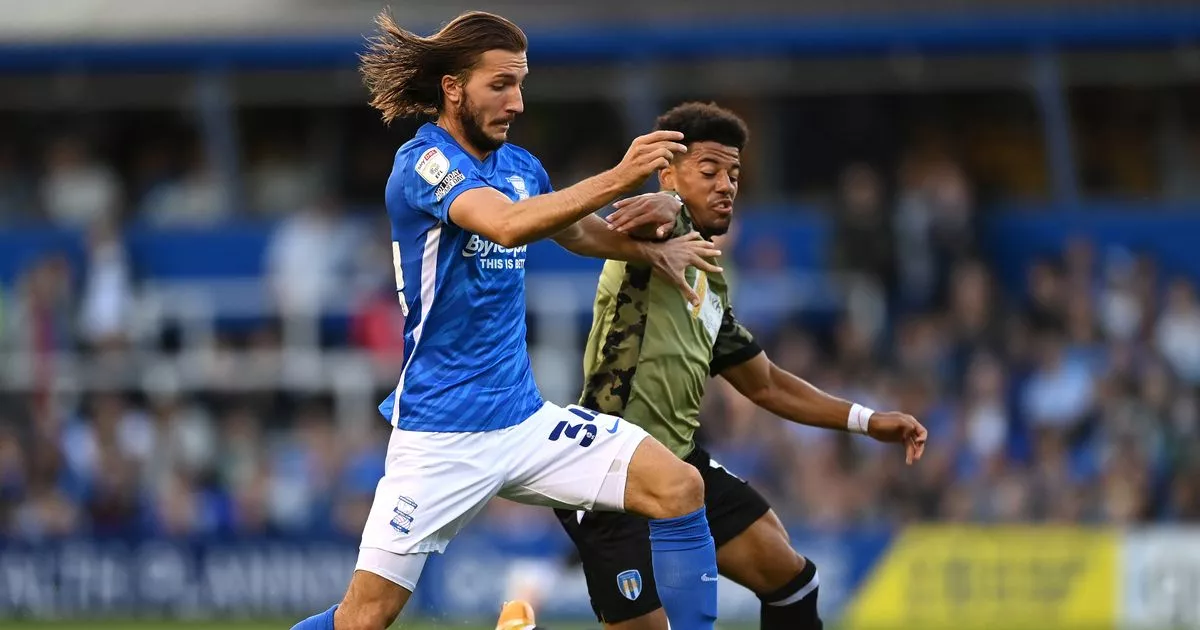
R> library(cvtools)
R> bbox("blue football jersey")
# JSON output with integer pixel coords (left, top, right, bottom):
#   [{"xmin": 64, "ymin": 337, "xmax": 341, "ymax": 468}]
[{"xmin": 379, "ymin": 123, "xmax": 550, "ymax": 432}]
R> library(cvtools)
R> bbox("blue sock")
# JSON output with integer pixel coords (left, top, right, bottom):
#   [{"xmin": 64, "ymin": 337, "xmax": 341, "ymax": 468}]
[
  {"xmin": 291, "ymin": 604, "xmax": 338, "ymax": 630},
  {"xmin": 648, "ymin": 507, "xmax": 718, "ymax": 630}
]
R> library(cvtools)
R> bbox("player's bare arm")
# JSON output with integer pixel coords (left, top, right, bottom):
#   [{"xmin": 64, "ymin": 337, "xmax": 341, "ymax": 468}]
[
  {"xmin": 719, "ymin": 351, "xmax": 928, "ymax": 464},
  {"xmin": 448, "ymin": 131, "xmax": 687, "ymax": 248},
  {"xmin": 607, "ymin": 191, "xmax": 683, "ymax": 240},
  {"xmin": 554, "ymin": 214, "xmax": 722, "ymax": 306}
]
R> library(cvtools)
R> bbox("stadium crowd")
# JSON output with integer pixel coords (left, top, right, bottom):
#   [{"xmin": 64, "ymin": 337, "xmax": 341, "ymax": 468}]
[{"xmin": 0, "ymin": 124, "xmax": 1198, "ymax": 544}]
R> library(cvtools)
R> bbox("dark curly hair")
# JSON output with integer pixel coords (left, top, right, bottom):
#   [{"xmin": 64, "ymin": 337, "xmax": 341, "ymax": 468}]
[
  {"xmin": 359, "ymin": 10, "xmax": 527, "ymax": 124},
  {"xmin": 653, "ymin": 102, "xmax": 749, "ymax": 151}
]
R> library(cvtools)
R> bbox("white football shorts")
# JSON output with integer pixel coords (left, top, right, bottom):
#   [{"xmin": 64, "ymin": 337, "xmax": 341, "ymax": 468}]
[{"xmin": 355, "ymin": 402, "xmax": 650, "ymax": 590}]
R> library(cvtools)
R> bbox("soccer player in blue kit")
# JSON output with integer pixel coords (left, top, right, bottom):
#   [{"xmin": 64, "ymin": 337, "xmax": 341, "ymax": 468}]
[{"xmin": 291, "ymin": 10, "xmax": 726, "ymax": 630}]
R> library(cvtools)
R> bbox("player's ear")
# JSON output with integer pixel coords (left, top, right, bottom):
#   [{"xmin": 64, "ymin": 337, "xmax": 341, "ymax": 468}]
[
  {"xmin": 658, "ymin": 163, "xmax": 675, "ymax": 190},
  {"xmin": 441, "ymin": 74, "xmax": 463, "ymax": 106}
]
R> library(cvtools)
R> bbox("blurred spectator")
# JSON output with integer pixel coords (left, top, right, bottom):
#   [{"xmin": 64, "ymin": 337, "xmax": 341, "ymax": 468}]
[
  {"xmin": 1025, "ymin": 258, "xmax": 1067, "ymax": 333},
  {"xmin": 894, "ymin": 156, "xmax": 980, "ymax": 311},
  {"xmin": 1099, "ymin": 248, "xmax": 1145, "ymax": 342},
  {"xmin": 266, "ymin": 195, "xmax": 363, "ymax": 319},
  {"xmin": 266, "ymin": 400, "xmax": 340, "ymax": 532},
  {"xmin": 7, "ymin": 256, "xmax": 75, "ymax": 354},
  {"xmin": 78, "ymin": 219, "xmax": 135, "ymax": 352},
  {"xmin": 827, "ymin": 164, "xmax": 892, "ymax": 346},
  {"xmin": 1155, "ymin": 277, "xmax": 1200, "ymax": 384},
  {"xmin": 831, "ymin": 163, "xmax": 894, "ymax": 295},
  {"xmin": 349, "ymin": 228, "xmax": 407, "ymax": 373},
  {"xmin": 246, "ymin": 139, "xmax": 323, "ymax": 216},
  {"xmin": 38, "ymin": 136, "xmax": 121, "ymax": 227},
  {"xmin": 958, "ymin": 351, "xmax": 1011, "ymax": 478},
  {"xmin": 351, "ymin": 285, "xmax": 406, "ymax": 374},
  {"xmin": 12, "ymin": 484, "xmax": 80, "ymax": 540},
  {"xmin": 1021, "ymin": 331, "xmax": 1096, "ymax": 431},
  {"xmin": 0, "ymin": 144, "xmax": 35, "ymax": 222},
  {"xmin": 4, "ymin": 256, "xmax": 74, "ymax": 415},
  {"xmin": 139, "ymin": 149, "xmax": 229, "ymax": 226},
  {"xmin": 60, "ymin": 393, "xmax": 154, "ymax": 488},
  {"xmin": 141, "ymin": 369, "xmax": 217, "ymax": 495}
]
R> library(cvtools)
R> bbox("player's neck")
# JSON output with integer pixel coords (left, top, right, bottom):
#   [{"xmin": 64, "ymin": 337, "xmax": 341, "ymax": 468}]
[
  {"xmin": 658, "ymin": 190, "xmax": 714, "ymax": 241},
  {"xmin": 435, "ymin": 116, "xmax": 491, "ymax": 162}
]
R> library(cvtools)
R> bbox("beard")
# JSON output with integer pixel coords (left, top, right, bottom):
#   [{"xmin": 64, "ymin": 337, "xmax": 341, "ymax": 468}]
[
  {"xmin": 706, "ymin": 222, "xmax": 730, "ymax": 236},
  {"xmin": 458, "ymin": 95, "xmax": 505, "ymax": 154},
  {"xmin": 703, "ymin": 223, "xmax": 730, "ymax": 237},
  {"xmin": 698, "ymin": 214, "xmax": 731, "ymax": 237}
]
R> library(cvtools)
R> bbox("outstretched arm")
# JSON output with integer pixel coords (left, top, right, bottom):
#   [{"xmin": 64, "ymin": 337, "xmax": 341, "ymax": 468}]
[
  {"xmin": 552, "ymin": 215, "xmax": 655, "ymax": 261},
  {"xmin": 451, "ymin": 176, "xmax": 623, "ymax": 248},
  {"xmin": 551, "ymin": 191, "xmax": 682, "ymax": 260},
  {"xmin": 448, "ymin": 131, "xmax": 686, "ymax": 248},
  {"xmin": 554, "ymin": 215, "xmax": 722, "ymax": 306},
  {"xmin": 720, "ymin": 351, "xmax": 928, "ymax": 464},
  {"xmin": 720, "ymin": 351, "xmax": 854, "ymax": 431}
]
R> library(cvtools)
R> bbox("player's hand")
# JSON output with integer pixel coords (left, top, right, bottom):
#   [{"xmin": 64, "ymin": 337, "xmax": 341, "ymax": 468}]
[
  {"xmin": 647, "ymin": 231, "xmax": 722, "ymax": 307},
  {"xmin": 608, "ymin": 192, "xmax": 681, "ymax": 240},
  {"xmin": 613, "ymin": 131, "xmax": 688, "ymax": 192},
  {"xmin": 866, "ymin": 411, "xmax": 928, "ymax": 465}
]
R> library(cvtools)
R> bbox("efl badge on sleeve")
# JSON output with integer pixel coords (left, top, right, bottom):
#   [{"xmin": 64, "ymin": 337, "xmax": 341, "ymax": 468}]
[
  {"xmin": 415, "ymin": 147, "xmax": 450, "ymax": 185},
  {"xmin": 617, "ymin": 569, "xmax": 643, "ymax": 601}
]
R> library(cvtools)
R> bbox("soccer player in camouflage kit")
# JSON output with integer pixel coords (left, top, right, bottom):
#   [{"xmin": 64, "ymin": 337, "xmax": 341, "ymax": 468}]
[{"xmin": 554, "ymin": 102, "xmax": 929, "ymax": 630}]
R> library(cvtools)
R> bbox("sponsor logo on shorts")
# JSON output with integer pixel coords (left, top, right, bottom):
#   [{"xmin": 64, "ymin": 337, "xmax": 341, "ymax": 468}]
[
  {"xmin": 701, "ymin": 573, "xmax": 719, "ymax": 582},
  {"xmin": 617, "ymin": 569, "xmax": 643, "ymax": 601}
]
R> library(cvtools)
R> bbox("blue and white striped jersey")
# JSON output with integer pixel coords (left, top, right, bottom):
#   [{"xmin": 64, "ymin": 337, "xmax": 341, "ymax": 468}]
[{"xmin": 378, "ymin": 123, "xmax": 551, "ymax": 432}]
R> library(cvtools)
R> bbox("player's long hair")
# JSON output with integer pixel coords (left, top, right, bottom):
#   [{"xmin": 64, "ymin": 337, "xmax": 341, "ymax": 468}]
[{"xmin": 359, "ymin": 10, "xmax": 528, "ymax": 124}]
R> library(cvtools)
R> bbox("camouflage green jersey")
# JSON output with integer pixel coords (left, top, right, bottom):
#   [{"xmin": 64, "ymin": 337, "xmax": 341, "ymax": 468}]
[{"xmin": 579, "ymin": 207, "xmax": 762, "ymax": 459}]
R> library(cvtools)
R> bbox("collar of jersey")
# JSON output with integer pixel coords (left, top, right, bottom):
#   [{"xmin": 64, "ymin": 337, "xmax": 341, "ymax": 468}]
[
  {"xmin": 670, "ymin": 198, "xmax": 717, "ymax": 242},
  {"xmin": 421, "ymin": 122, "xmax": 499, "ymax": 176}
]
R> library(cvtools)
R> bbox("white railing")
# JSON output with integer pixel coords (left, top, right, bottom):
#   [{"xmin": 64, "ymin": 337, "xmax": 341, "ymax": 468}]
[{"xmin": 1, "ymin": 270, "xmax": 885, "ymax": 430}]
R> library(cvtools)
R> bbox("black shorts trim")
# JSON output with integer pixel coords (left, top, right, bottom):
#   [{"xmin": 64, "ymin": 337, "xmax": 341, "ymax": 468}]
[{"xmin": 555, "ymin": 446, "xmax": 772, "ymax": 624}]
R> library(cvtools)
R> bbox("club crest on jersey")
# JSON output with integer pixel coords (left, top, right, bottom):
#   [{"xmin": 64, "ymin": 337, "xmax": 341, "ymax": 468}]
[
  {"xmin": 617, "ymin": 569, "xmax": 643, "ymax": 601},
  {"xmin": 507, "ymin": 175, "xmax": 529, "ymax": 200},
  {"xmin": 415, "ymin": 147, "xmax": 450, "ymax": 185},
  {"xmin": 435, "ymin": 169, "xmax": 466, "ymax": 202}
]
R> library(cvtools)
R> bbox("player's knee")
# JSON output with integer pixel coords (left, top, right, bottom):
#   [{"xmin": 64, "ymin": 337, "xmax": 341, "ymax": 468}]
[
  {"xmin": 624, "ymin": 438, "xmax": 705, "ymax": 519},
  {"xmin": 652, "ymin": 460, "xmax": 704, "ymax": 518},
  {"xmin": 335, "ymin": 599, "xmax": 402, "ymax": 630}
]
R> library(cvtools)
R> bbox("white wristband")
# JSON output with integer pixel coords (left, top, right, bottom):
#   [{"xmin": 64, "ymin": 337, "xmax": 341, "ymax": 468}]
[{"xmin": 848, "ymin": 403, "xmax": 874, "ymax": 434}]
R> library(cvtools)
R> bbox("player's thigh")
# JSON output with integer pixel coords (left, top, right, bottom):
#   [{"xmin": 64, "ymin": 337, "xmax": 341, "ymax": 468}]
[
  {"xmin": 359, "ymin": 427, "xmax": 503, "ymax": 576},
  {"xmin": 500, "ymin": 403, "xmax": 651, "ymax": 512},
  {"xmin": 554, "ymin": 508, "xmax": 668, "ymax": 629},
  {"xmin": 694, "ymin": 450, "xmax": 804, "ymax": 595}
]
